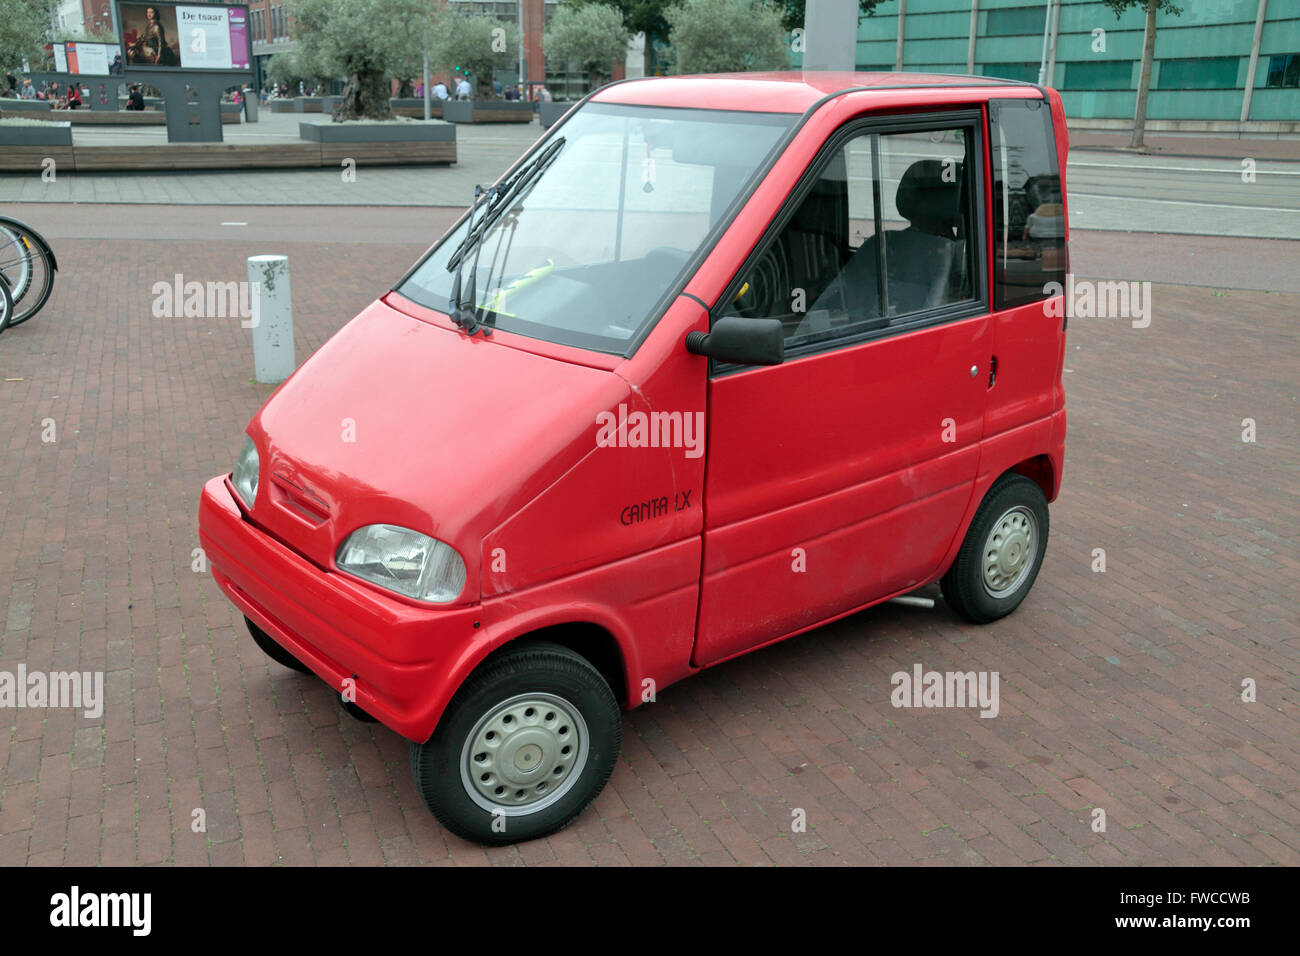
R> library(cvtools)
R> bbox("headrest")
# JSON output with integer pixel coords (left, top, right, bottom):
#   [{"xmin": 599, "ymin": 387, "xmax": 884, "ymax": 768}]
[{"xmin": 896, "ymin": 159, "xmax": 962, "ymax": 235}]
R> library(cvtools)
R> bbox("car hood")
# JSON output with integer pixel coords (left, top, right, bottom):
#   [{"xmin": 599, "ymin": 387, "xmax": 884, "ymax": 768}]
[{"xmin": 245, "ymin": 297, "xmax": 628, "ymax": 596}]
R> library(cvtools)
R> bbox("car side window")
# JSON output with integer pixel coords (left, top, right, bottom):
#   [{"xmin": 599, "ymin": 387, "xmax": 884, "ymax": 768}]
[
  {"xmin": 720, "ymin": 121, "xmax": 978, "ymax": 350},
  {"xmin": 989, "ymin": 98, "xmax": 1065, "ymax": 310}
]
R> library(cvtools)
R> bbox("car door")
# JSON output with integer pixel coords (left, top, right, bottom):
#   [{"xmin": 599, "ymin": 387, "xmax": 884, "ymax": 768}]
[{"xmin": 693, "ymin": 111, "xmax": 993, "ymax": 667}]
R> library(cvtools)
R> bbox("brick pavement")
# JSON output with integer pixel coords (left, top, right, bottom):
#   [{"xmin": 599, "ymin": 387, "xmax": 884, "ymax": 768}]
[{"xmin": 0, "ymin": 232, "xmax": 1296, "ymax": 866}]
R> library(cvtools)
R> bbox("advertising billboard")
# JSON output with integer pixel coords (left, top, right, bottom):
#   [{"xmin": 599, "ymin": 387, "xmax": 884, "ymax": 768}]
[
  {"xmin": 117, "ymin": 2, "xmax": 251, "ymax": 71},
  {"xmin": 64, "ymin": 42, "xmax": 122, "ymax": 75}
]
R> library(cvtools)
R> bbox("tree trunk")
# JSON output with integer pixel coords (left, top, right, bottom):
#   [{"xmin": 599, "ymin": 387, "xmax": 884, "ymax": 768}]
[
  {"xmin": 334, "ymin": 69, "xmax": 394, "ymax": 121},
  {"xmin": 1131, "ymin": 0, "xmax": 1158, "ymax": 150}
]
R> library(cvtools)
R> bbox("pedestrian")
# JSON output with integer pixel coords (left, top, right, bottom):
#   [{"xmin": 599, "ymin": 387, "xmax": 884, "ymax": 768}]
[
  {"xmin": 456, "ymin": 76, "xmax": 471, "ymax": 100},
  {"xmin": 64, "ymin": 83, "xmax": 82, "ymax": 109},
  {"xmin": 126, "ymin": 84, "xmax": 145, "ymax": 111},
  {"xmin": 536, "ymin": 84, "xmax": 552, "ymax": 103},
  {"xmin": 432, "ymin": 79, "xmax": 448, "ymax": 101},
  {"xmin": 19, "ymin": 78, "xmax": 36, "ymax": 99}
]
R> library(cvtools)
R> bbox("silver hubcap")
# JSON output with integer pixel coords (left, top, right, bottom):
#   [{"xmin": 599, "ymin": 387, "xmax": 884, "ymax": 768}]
[
  {"xmin": 982, "ymin": 505, "xmax": 1038, "ymax": 599},
  {"xmin": 460, "ymin": 692, "xmax": 589, "ymax": 816}
]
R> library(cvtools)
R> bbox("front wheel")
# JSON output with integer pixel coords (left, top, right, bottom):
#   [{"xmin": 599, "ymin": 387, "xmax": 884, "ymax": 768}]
[
  {"xmin": 245, "ymin": 616, "xmax": 312, "ymax": 673},
  {"xmin": 410, "ymin": 642, "xmax": 621, "ymax": 845},
  {"xmin": 941, "ymin": 473, "xmax": 1049, "ymax": 624}
]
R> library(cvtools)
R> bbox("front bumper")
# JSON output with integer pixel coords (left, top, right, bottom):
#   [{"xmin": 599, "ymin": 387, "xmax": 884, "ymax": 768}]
[{"xmin": 198, "ymin": 475, "xmax": 482, "ymax": 742}]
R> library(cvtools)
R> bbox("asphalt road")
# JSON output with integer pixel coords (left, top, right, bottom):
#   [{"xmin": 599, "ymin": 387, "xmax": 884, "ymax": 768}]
[
  {"xmin": 1065, "ymin": 152, "xmax": 1300, "ymax": 240},
  {"xmin": 2, "ymin": 116, "xmax": 1298, "ymax": 240},
  {"xmin": 10, "ymin": 202, "xmax": 1299, "ymax": 294}
]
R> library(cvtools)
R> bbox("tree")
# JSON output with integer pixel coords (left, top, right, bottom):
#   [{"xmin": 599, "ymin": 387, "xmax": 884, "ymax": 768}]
[
  {"xmin": 573, "ymin": 0, "xmax": 679, "ymax": 75},
  {"xmin": 1103, "ymin": 0, "xmax": 1183, "ymax": 149},
  {"xmin": 57, "ymin": 26, "xmax": 120, "ymax": 44},
  {"xmin": 666, "ymin": 0, "xmax": 790, "ymax": 75},
  {"xmin": 775, "ymin": 0, "xmax": 882, "ymax": 33},
  {"xmin": 429, "ymin": 13, "xmax": 519, "ymax": 99},
  {"xmin": 265, "ymin": 51, "xmax": 309, "ymax": 91},
  {"xmin": 1, "ymin": 0, "xmax": 53, "ymax": 83},
  {"xmin": 545, "ymin": 3, "xmax": 629, "ymax": 90},
  {"xmin": 291, "ymin": 0, "xmax": 433, "ymax": 120}
]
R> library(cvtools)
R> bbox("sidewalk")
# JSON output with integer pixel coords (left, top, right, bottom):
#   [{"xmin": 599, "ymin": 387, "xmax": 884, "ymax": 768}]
[{"xmin": 1068, "ymin": 129, "xmax": 1300, "ymax": 162}]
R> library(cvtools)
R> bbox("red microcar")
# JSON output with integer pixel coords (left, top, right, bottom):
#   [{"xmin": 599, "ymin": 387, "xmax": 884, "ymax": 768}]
[{"xmin": 199, "ymin": 71, "xmax": 1069, "ymax": 845}]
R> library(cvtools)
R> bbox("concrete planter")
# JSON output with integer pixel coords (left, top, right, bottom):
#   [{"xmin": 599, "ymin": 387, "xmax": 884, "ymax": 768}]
[
  {"xmin": 0, "ymin": 122, "xmax": 73, "ymax": 146},
  {"xmin": 390, "ymin": 97, "xmax": 443, "ymax": 119},
  {"xmin": 271, "ymin": 99, "xmax": 296, "ymax": 113},
  {"xmin": 539, "ymin": 101, "xmax": 576, "ymax": 129},
  {"xmin": 293, "ymin": 97, "xmax": 325, "ymax": 113},
  {"xmin": 442, "ymin": 100, "xmax": 532, "ymax": 124},
  {"xmin": 297, "ymin": 119, "xmax": 456, "ymax": 167},
  {"xmin": 2, "ymin": 99, "xmax": 53, "ymax": 114}
]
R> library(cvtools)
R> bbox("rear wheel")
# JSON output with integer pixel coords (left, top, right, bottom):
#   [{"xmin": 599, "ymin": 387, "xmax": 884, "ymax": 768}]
[
  {"xmin": 245, "ymin": 616, "xmax": 312, "ymax": 673},
  {"xmin": 941, "ymin": 473, "xmax": 1049, "ymax": 623},
  {"xmin": 410, "ymin": 641, "xmax": 620, "ymax": 845}
]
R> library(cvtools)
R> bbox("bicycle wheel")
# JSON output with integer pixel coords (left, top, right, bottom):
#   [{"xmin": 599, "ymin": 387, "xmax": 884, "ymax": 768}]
[{"xmin": 0, "ymin": 218, "xmax": 57, "ymax": 327}]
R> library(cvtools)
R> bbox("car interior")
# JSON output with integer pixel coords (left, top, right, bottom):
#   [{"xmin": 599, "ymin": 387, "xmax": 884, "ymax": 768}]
[{"xmin": 727, "ymin": 142, "xmax": 974, "ymax": 342}]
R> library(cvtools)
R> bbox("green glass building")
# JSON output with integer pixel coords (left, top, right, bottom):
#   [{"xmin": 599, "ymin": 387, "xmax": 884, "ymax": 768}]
[{"xmin": 835, "ymin": 0, "xmax": 1299, "ymax": 128}]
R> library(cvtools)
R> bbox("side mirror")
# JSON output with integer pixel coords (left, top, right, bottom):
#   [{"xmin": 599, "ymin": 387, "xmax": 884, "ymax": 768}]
[{"xmin": 685, "ymin": 317, "xmax": 784, "ymax": 366}]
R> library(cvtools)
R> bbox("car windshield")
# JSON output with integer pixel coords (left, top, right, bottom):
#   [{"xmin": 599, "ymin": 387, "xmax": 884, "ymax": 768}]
[{"xmin": 398, "ymin": 102, "xmax": 796, "ymax": 354}]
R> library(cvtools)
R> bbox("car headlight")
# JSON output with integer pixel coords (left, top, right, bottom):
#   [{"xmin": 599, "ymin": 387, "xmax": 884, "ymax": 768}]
[
  {"xmin": 337, "ymin": 524, "xmax": 467, "ymax": 603},
  {"xmin": 232, "ymin": 436, "xmax": 259, "ymax": 509}
]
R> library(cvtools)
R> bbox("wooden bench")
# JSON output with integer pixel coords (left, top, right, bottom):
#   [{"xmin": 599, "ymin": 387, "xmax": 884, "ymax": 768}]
[
  {"xmin": 0, "ymin": 140, "xmax": 457, "ymax": 172},
  {"xmin": 5, "ymin": 109, "xmax": 240, "ymax": 125},
  {"xmin": 71, "ymin": 142, "xmax": 323, "ymax": 171},
  {"xmin": 318, "ymin": 141, "xmax": 457, "ymax": 166},
  {"xmin": 0, "ymin": 146, "xmax": 75, "ymax": 173}
]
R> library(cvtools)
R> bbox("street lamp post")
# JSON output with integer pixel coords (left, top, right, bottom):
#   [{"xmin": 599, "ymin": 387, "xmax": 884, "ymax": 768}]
[{"xmin": 1036, "ymin": 0, "xmax": 1054, "ymax": 86}]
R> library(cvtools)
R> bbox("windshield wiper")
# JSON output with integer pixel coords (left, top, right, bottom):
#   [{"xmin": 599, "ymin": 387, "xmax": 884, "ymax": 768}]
[
  {"xmin": 446, "ymin": 137, "xmax": 566, "ymax": 336},
  {"xmin": 448, "ymin": 184, "xmax": 495, "ymax": 336}
]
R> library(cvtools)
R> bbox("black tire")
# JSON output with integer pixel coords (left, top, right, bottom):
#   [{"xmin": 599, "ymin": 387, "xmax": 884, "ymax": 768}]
[
  {"xmin": 246, "ymin": 616, "xmax": 312, "ymax": 673},
  {"xmin": 0, "ymin": 275, "xmax": 11, "ymax": 334},
  {"xmin": 941, "ymin": 473, "xmax": 1049, "ymax": 624},
  {"xmin": 410, "ymin": 641, "xmax": 621, "ymax": 846}
]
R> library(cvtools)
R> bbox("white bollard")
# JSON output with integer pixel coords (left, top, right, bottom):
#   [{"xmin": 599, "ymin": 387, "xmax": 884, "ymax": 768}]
[{"xmin": 246, "ymin": 254, "xmax": 295, "ymax": 384}]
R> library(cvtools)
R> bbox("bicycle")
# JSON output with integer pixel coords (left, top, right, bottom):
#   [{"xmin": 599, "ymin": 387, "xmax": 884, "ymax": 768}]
[{"xmin": 0, "ymin": 216, "xmax": 58, "ymax": 330}]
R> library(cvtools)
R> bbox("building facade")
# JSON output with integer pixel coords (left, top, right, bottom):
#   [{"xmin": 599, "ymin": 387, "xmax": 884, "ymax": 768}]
[{"xmin": 849, "ymin": 0, "xmax": 1299, "ymax": 128}]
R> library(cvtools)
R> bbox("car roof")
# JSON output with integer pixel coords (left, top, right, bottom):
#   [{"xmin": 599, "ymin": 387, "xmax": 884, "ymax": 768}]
[{"xmin": 592, "ymin": 71, "xmax": 1038, "ymax": 114}]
